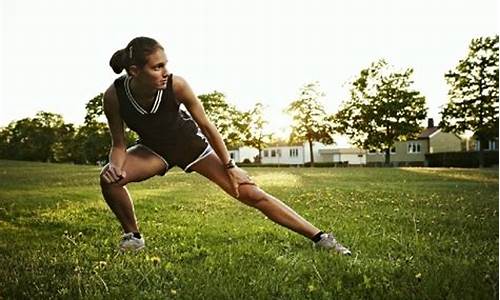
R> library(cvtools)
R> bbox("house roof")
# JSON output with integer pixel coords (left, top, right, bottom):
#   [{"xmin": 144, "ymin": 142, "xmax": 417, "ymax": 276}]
[{"xmin": 418, "ymin": 127, "xmax": 439, "ymax": 139}]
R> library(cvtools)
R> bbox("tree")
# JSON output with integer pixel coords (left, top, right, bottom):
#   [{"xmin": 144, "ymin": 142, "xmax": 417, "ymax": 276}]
[
  {"xmin": 74, "ymin": 93, "xmax": 137, "ymax": 164},
  {"xmin": 286, "ymin": 82, "xmax": 334, "ymax": 166},
  {"xmin": 85, "ymin": 93, "xmax": 105, "ymax": 125},
  {"xmin": 73, "ymin": 122, "xmax": 110, "ymax": 164},
  {"xmin": 335, "ymin": 59, "xmax": 427, "ymax": 165},
  {"xmin": 241, "ymin": 103, "xmax": 272, "ymax": 163},
  {"xmin": 51, "ymin": 123, "xmax": 77, "ymax": 163},
  {"xmin": 0, "ymin": 126, "xmax": 10, "ymax": 159},
  {"xmin": 198, "ymin": 91, "xmax": 246, "ymax": 149},
  {"xmin": 440, "ymin": 35, "xmax": 499, "ymax": 167},
  {"xmin": 3, "ymin": 112, "xmax": 69, "ymax": 162}
]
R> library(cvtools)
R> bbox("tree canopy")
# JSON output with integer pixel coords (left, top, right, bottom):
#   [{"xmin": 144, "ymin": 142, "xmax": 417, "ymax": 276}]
[
  {"xmin": 440, "ymin": 35, "xmax": 499, "ymax": 167},
  {"xmin": 286, "ymin": 82, "xmax": 334, "ymax": 166},
  {"xmin": 335, "ymin": 59, "xmax": 427, "ymax": 164}
]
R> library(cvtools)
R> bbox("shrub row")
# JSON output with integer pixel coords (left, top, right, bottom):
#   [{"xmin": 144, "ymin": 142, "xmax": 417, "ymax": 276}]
[{"xmin": 425, "ymin": 151, "xmax": 498, "ymax": 168}]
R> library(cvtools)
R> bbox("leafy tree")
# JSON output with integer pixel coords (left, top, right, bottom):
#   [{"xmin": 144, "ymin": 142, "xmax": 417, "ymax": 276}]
[
  {"xmin": 198, "ymin": 91, "xmax": 246, "ymax": 149},
  {"xmin": 4, "ymin": 112, "xmax": 69, "ymax": 162},
  {"xmin": 286, "ymin": 82, "xmax": 334, "ymax": 166},
  {"xmin": 440, "ymin": 35, "xmax": 499, "ymax": 167},
  {"xmin": 241, "ymin": 103, "xmax": 272, "ymax": 163},
  {"xmin": 0, "ymin": 126, "xmax": 10, "ymax": 159},
  {"xmin": 74, "ymin": 122, "xmax": 110, "ymax": 164},
  {"xmin": 335, "ymin": 59, "xmax": 427, "ymax": 165},
  {"xmin": 85, "ymin": 93, "xmax": 105, "ymax": 125},
  {"xmin": 0, "ymin": 112, "xmax": 78, "ymax": 162},
  {"xmin": 51, "ymin": 123, "xmax": 77, "ymax": 163},
  {"xmin": 75, "ymin": 93, "xmax": 137, "ymax": 164}
]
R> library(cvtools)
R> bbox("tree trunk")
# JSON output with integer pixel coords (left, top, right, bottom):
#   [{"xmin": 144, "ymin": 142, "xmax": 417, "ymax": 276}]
[
  {"xmin": 384, "ymin": 148, "xmax": 391, "ymax": 166},
  {"xmin": 309, "ymin": 139, "xmax": 314, "ymax": 167},
  {"xmin": 257, "ymin": 147, "xmax": 262, "ymax": 164}
]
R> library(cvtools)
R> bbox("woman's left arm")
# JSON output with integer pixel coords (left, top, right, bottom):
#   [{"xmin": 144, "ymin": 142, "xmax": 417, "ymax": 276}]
[{"xmin": 173, "ymin": 75, "xmax": 252, "ymax": 195}]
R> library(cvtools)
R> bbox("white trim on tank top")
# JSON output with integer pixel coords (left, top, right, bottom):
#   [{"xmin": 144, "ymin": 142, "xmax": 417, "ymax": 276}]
[{"xmin": 124, "ymin": 76, "xmax": 163, "ymax": 115}]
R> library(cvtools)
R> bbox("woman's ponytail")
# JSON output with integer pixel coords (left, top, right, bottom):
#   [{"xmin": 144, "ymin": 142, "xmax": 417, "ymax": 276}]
[{"xmin": 109, "ymin": 49, "xmax": 127, "ymax": 74}]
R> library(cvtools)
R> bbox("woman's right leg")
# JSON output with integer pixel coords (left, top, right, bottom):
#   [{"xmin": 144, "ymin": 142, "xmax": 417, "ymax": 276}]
[{"xmin": 99, "ymin": 145, "xmax": 167, "ymax": 233}]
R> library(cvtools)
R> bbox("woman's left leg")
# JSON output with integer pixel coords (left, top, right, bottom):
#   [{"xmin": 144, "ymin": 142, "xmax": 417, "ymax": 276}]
[{"xmin": 189, "ymin": 153, "xmax": 321, "ymax": 239}]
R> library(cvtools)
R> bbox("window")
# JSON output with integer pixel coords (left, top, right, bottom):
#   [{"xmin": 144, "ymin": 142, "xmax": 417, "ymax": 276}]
[
  {"xmin": 263, "ymin": 150, "xmax": 269, "ymax": 157},
  {"xmin": 488, "ymin": 140, "xmax": 498, "ymax": 151},
  {"xmin": 230, "ymin": 152, "xmax": 235, "ymax": 159},
  {"xmin": 477, "ymin": 139, "xmax": 499, "ymax": 151},
  {"xmin": 290, "ymin": 148, "xmax": 299, "ymax": 157},
  {"xmin": 277, "ymin": 149, "xmax": 282, "ymax": 157},
  {"xmin": 407, "ymin": 142, "xmax": 421, "ymax": 153},
  {"xmin": 271, "ymin": 150, "xmax": 276, "ymax": 157},
  {"xmin": 391, "ymin": 147, "xmax": 396, "ymax": 154}
]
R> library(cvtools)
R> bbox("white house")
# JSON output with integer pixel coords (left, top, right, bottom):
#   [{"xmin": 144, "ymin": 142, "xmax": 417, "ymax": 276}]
[
  {"xmin": 228, "ymin": 147, "xmax": 259, "ymax": 163},
  {"xmin": 319, "ymin": 148, "xmax": 366, "ymax": 165},
  {"xmin": 261, "ymin": 142, "xmax": 331, "ymax": 165}
]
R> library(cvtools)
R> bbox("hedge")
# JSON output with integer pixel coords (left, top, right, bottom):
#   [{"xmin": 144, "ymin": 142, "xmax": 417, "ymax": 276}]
[{"xmin": 425, "ymin": 151, "xmax": 498, "ymax": 168}]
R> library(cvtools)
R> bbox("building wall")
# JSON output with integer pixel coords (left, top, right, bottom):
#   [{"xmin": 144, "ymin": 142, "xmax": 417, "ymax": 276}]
[
  {"xmin": 229, "ymin": 147, "xmax": 260, "ymax": 163},
  {"xmin": 366, "ymin": 140, "xmax": 429, "ymax": 163},
  {"xmin": 333, "ymin": 153, "xmax": 366, "ymax": 164},
  {"xmin": 261, "ymin": 142, "xmax": 330, "ymax": 164},
  {"xmin": 228, "ymin": 150, "xmax": 239, "ymax": 162},
  {"xmin": 303, "ymin": 142, "xmax": 330, "ymax": 163},
  {"xmin": 261, "ymin": 145, "xmax": 305, "ymax": 164},
  {"xmin": 472, "ymin": 138, "xmax": 499, "ymax": 151},
  {"xmin": 429, "ymin": 131, "xmax": 462, "ymax": 153},
  {"xmin": 318, "ymin": 152, "xmax": 332, "ymax": 163}
]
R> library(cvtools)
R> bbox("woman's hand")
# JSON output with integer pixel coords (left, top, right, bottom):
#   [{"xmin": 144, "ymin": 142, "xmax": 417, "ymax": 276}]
[
  {"xmin": 226, "ymin": 167, "xmax": 254, "ymax": 198},
  {"xmin": 102, "ymin": 163, "xmax": 127, "ymax": 184}
]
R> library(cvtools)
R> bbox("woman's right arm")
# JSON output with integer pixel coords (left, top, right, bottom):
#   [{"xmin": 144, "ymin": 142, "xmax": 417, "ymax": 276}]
[{"xmin": 102, "ymin": 85, "xmax": 127, "ymax": 184}]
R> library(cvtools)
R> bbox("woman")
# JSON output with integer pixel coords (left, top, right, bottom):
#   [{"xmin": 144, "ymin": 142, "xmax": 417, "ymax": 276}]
[{"xmin": 100, "ymin": 37, "xmax": 351, "ymax": 255}]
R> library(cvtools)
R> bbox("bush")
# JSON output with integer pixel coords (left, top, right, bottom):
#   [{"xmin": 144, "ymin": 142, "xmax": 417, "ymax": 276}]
[{"xmin": 425, "ymin": 151, "xmax": 498, "ymax": 168}]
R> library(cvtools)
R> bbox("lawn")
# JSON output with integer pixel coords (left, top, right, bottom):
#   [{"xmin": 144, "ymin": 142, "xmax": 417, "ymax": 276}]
[{"xmin": 0, "ymin": 160, "xmax": 498, "ymax": 299}]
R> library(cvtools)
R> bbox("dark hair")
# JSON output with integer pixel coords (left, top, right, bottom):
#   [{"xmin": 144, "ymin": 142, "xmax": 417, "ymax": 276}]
[{"xmin": 109, "ymin": 37, "xmax": 164, "ymax": 74}]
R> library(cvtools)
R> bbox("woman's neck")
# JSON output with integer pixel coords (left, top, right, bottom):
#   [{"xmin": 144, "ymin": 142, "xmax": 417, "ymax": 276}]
[{"xmin": 130, "ymin": 77, "xmax": 156, "ymax": 102}]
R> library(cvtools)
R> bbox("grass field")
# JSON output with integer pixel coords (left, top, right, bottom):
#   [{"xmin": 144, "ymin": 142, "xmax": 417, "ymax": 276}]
[{"xmin": 0, "ymin": 160, "xmax": 498, "ymax": 299}]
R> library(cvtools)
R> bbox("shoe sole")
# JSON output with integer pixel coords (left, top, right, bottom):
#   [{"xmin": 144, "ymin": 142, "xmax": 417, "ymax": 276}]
[{"xmin": 119, "ymin": 245, "xmax": 145, "ymax": 252}]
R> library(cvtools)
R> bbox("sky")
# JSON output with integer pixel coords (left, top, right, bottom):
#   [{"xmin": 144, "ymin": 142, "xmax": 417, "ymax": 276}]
[{"xmin": 1, "ymin": 0, "xmax": 498, "ymax": 144}]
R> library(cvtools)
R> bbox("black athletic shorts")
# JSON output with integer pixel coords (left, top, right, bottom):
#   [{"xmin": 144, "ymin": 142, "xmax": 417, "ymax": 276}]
[{"xmin": 132, "ymin": 130, "xmax": 213, "ymax": 175}]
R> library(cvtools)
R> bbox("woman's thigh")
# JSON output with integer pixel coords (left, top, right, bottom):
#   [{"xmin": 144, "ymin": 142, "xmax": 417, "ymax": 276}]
[
  {"xmin": 189, "ymin": 153, "xmax": 261, "ymax": 201},
  {"xmin": 101, "ymin": 145, "xmax": 168, "ymax": 185}
]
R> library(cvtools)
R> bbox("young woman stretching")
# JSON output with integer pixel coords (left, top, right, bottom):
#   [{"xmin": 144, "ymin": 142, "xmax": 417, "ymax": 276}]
[{"xmin": 100, "ymin": 37, "xmax": 351, "ymax": 255}]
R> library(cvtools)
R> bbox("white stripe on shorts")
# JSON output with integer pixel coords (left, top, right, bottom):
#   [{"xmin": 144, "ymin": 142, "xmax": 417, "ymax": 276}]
[{"xmin": 183, "ymin": 145, "xmax": 214, "ymax": 172}]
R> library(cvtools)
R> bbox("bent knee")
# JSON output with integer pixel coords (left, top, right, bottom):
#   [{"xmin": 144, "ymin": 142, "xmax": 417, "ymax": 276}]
[{"xmin": 99, "ymin": 165, "xmax": 127, "ymax": 188}]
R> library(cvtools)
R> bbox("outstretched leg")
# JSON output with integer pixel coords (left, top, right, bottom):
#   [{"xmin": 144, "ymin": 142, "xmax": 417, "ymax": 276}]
[{"xmin": 189, "ymin": 153, "xmax": 321, "ymax": 239}]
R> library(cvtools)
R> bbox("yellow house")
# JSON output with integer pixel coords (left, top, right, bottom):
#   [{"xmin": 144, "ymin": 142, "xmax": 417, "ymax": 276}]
[{"xmin": 366, "ymin": 119, "xmax": 462, "ymax": 166}]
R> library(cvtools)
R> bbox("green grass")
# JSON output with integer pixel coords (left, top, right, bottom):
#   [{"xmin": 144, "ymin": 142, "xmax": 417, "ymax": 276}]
[{"xmin": 0, "ymin": 160, "xmax": 498, "ymax": 299}]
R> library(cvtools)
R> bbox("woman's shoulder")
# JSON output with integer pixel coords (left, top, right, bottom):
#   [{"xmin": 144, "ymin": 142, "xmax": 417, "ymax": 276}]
[
  {"xmin": 171, "ymin": 74, "xmax": 190, "ymax": 94},
  {"xmin": 172, "ymin": 74, "xmax": 187, "ymax": 90},
  {"xmin": 103, "ymin": 82, "xmax": 120, "ymax": 112},
  {"xmin": 104, "ymin": 83, "xmax": 118, "ymax": 102}
]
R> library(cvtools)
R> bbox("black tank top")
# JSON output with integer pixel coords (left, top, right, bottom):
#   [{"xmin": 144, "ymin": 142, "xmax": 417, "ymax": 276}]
[{"xmin": 113, "ymin": 74, "xmax": 199, "ymax": 147}]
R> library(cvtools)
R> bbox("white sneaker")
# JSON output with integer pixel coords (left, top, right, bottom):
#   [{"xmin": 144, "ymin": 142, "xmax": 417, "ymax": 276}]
[
  {"xmin": 119, "ymin": 232, "xmax": 145, "ymax": 251},
  {"xmin": 315, "ymin": 233, "xmax": 351, "ymax": 255}
]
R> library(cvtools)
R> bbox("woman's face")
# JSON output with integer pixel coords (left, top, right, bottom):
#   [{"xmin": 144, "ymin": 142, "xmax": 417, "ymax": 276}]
[{"xmin": 133, "ymin": 48, "xmax": 169, "ymax": 90}]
